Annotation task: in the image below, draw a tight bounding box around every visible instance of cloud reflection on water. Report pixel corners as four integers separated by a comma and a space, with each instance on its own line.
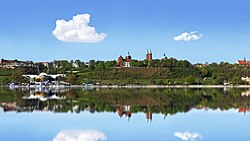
174, 131, 203, 141
53, 130, 107, 141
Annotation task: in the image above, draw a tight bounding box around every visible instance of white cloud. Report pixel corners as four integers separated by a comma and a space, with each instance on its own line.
53, 130, 107, 141
174, 31, 203, 41
174, 132, 203, 141
52, 14, 107, 43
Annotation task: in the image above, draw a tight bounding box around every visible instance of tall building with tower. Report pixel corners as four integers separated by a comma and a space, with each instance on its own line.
117, 52, 132, 67
146, 50, 152, 61
124, 52, 132, 67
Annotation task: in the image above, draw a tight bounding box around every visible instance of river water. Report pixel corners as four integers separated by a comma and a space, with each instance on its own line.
0, 87, 249, 141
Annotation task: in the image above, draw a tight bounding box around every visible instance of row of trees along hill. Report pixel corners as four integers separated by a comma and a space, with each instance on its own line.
0, 58, 250, 85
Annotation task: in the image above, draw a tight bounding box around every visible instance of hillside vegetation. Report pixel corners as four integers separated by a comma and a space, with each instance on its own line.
1, 58, 250, 85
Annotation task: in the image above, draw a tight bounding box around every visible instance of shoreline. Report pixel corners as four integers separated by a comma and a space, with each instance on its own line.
3, 84, 250, 89
92, 85, 250, 88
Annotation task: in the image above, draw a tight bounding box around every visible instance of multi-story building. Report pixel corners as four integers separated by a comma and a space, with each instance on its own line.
0, 59, 20, 69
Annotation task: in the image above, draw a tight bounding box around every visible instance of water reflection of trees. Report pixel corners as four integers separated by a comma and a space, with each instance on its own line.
1, 87, 250, 117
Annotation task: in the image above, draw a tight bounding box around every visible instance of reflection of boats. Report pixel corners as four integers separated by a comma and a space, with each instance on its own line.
116, 105, 132, 121
9, 83, 20, 89
17, 87, 67, 112
22, 87, 66, 101
9, 86, 71, 94
241, 90, 250, 96
16, 86, 67, 102
83, 84, 94, 90
23, 94, 66, 101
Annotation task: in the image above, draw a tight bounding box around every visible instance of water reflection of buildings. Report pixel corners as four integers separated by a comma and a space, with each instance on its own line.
196, 105, 209, 111
4, 88, 250, 120
146, 112, 152, 123
1, 87, 69, 113
1, 102, 19, 112
1, 87, 93, 113
238, 107, 250, 115
116, 105, 132, 121
116, 105, 153, 123
239, 90, 250, 115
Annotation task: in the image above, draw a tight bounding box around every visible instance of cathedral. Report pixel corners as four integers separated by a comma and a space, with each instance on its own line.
117, 52, 132, 67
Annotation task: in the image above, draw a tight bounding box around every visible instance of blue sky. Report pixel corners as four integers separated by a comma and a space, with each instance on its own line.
0, 0, 250, 63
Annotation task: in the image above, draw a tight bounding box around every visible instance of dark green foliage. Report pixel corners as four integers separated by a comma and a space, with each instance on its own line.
11, 68, 27, 83
67, 73, 79, 85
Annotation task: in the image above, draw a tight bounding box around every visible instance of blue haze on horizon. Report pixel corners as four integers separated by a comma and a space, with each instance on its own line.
0, 0, 250, 63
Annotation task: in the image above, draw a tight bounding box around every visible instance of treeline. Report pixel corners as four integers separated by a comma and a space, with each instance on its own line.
0, 58, 250, 85
79, 59, 250, 85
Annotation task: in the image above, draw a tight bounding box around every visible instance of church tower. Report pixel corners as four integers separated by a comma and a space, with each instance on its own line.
162, 53, 167, 60
125, 52, 132, 60
146, 50, 152, 61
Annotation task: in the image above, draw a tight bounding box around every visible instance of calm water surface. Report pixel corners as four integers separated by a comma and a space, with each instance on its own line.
0, 87, 250, 141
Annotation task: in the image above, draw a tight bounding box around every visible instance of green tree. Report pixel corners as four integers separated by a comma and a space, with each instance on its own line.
61, 60, 71, 71
104, 60, 116, 68
75, 60, 85, 68
0, 76, 11, 84
89, 60, 96, 70
11, 68, 25, 83
185, 76, 195, 85
126, 77, 135, 84
67, 73, 79, 85
95, 61, 106, 70
130, 60, 146, 67
230, 76, 245, 85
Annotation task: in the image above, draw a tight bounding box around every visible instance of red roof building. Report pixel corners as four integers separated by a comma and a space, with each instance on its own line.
41, 62, 49, 67
117, 55, 124, 67
0, 59, 13, 64
116, 106, 124, 118
6, 60, 13, 63
117, 52, 132, 68
237, 60, 250, 66
238, 107, 250, 115
125, 55, 132, 63
0, 59, 18, 69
